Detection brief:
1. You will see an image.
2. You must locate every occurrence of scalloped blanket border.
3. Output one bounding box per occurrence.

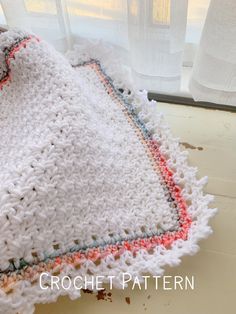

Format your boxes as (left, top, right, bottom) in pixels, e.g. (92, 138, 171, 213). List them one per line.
(0, 33, 217, 313)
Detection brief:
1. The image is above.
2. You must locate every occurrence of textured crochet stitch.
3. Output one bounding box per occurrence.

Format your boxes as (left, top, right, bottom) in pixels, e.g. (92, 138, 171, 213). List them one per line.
(0, 29, 217, 313)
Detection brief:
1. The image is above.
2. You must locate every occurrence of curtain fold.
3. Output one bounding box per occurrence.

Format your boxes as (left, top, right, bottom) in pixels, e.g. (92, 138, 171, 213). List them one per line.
(0, 0, 188, 93)
(190, 0, 236, 105)
(1, 0, 72, 51)
(127, 0, 188, 92)
(1, 0, 31, 30)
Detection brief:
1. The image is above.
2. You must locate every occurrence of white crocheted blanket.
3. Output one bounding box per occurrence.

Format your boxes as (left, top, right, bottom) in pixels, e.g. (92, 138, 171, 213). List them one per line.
(0, 29, 216, 313)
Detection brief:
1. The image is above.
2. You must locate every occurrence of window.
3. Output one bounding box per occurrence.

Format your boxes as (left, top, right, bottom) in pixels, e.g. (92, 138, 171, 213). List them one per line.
(25, 0, 57, 15)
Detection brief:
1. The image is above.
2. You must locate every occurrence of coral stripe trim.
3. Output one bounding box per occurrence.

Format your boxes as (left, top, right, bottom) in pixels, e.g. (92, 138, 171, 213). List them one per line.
(0, 42, 192, 290)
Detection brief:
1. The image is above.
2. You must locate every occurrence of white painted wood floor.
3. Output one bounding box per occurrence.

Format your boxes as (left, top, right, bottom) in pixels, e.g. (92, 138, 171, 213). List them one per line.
(36, 103, 236, 314)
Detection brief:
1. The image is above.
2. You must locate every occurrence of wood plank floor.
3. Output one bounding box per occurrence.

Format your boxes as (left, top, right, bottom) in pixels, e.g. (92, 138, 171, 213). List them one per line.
(35, 103, 236, 314)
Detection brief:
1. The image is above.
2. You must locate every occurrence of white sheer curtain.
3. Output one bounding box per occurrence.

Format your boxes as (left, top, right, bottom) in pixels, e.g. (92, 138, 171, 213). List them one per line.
(190, 0, 236, 106)
(1, 0, 73, 51)
(127, 0, 188, 91)
(0, 0, 188, 92)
